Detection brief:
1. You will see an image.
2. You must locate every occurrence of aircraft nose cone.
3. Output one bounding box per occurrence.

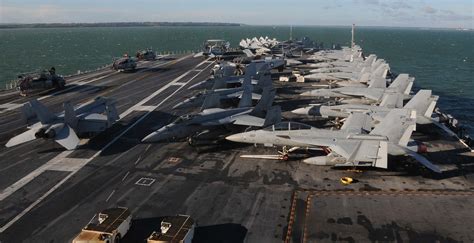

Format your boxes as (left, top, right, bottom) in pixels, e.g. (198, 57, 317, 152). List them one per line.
(292, 107, 311, 115)
(225, 134, 244, 143)
(142, 128, 170, 143)
(292, 106, 321, 116)
(141, 131, 160, 143)
(300, 91, 313, 96)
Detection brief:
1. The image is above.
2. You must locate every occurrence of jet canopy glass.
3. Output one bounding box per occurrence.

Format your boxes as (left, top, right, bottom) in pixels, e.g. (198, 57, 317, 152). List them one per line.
(263, 122, 312, 131)
(173, 114, 196, 124)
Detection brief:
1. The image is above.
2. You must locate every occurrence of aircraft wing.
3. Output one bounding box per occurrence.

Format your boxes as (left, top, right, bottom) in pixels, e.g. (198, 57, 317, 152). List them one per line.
(5, 128, 39, 147)
(55, 125, 80, 150)
(288, 136, 388, 168)
(232, 115, 265, 127)
(393, 144, 442, 173)
(340, 112, 372, 134)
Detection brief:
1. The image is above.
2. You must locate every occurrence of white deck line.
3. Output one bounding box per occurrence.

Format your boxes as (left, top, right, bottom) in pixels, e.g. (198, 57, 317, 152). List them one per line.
(0, 57, 213, 233)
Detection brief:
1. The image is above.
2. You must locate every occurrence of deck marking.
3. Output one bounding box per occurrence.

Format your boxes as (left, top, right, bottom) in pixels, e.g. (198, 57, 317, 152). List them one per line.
(122, 171, 130, 182)
(105, 190, 116, 202)
(0, 56, 213, 233)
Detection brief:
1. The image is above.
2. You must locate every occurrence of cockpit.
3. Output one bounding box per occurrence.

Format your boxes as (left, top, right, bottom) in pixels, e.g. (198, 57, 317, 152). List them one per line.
(262, 121, 312, 131)
(173, 114, 196, 124)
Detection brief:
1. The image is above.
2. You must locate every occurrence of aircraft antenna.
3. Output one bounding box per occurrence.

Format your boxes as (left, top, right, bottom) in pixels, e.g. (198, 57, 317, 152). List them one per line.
(351, 24, 355, 48)
(290, 25, 293, 41)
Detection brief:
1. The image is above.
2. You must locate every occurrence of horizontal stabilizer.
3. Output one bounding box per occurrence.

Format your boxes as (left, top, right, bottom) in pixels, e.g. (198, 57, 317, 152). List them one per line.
(55, 125, 80, 150)
(5, 127, 39, 147)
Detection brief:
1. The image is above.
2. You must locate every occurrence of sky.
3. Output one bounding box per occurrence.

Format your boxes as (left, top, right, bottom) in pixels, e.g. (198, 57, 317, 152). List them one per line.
(1, 0, 473, 28)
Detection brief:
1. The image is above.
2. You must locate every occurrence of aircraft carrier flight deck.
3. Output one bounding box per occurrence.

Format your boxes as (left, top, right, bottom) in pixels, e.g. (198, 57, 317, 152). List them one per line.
(0, 46, 473, 243)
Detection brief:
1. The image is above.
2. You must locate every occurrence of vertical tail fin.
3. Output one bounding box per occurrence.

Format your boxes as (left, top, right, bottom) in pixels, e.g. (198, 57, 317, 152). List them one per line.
(388, 74, 413, 94)
(404, 90, 438, 120)
(238, 82, 253, 108)
(211, 77, 228, 89)
(255, 74, 273, 93)
(64, 101, 78, 129)
(263, 106, 282, 127)
(251, 87, 276, 116)
(380, 93, 403, 108)
(370, 108, 416, 146)
(246, 62, 257, 77)
(105, 101, 120, 125)
(201, 93, 222, 110)
(29, 99, 55, 124)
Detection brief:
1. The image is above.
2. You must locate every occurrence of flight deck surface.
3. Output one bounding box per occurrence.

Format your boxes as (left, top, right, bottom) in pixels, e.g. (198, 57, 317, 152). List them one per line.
(0, 55, 472, 242)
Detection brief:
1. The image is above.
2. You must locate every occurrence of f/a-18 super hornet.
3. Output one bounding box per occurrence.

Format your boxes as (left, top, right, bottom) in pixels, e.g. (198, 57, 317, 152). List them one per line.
(303, 57, 390, 85)
(308, 45, 363, 62)
(300, 73, 414, 105)
(226, 109, 442, 173)
(173, 64, 273, 110)
(112, 54, 137, 72)
(6, 97, 119, 150)
(141, 86, 280, 144)
(293, 89, 439, 125)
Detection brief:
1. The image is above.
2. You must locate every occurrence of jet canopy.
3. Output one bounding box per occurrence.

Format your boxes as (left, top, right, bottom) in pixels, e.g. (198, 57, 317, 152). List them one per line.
(173, 114, 196, 124)
(263, 121, 312, 131)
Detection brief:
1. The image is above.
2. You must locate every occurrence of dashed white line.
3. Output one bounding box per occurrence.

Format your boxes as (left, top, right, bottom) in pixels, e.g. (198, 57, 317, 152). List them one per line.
(122, 171, 130, 182)
(105, 190, 116, 202)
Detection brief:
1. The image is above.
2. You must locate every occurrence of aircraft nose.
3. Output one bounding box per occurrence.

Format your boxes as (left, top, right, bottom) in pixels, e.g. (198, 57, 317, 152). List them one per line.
(225, 133, 244, 143)
(292, 106, 321, 116)
(300, 91, 313, 96)
(142, 128, 170, 143)
(292, 106, 312, 115)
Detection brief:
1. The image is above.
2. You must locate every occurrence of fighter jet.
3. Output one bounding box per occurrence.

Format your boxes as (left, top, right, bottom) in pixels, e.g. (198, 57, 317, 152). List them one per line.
(189, 61, 273, 91)
(141, 87, 280, 143)
(307, 54, 376, 69)
(293, 90, 439, 125)
(173, 68, 272, 110)
(309, 45, 363, 62)
(226, 109, 441, 173)
(303, 59, 389, 83)
(6, 97, 119, 150)
(300, 73, 414, 104)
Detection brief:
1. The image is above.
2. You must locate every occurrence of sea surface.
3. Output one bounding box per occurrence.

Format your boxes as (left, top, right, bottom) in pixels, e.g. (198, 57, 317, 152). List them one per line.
(0, 26, 473, 135)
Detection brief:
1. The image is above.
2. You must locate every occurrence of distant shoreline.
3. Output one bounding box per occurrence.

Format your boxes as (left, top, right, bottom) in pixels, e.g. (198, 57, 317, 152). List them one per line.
(0, 22, 244, 29)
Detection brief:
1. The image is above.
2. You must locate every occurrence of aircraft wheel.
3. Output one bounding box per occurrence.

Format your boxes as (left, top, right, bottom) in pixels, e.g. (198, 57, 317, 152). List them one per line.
(187, 137, 195, 146)
(114, 234, 121, 243)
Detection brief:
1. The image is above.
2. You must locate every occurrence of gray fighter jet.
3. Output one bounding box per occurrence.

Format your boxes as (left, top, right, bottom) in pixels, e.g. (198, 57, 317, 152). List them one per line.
(174, 66, 272, 110)
(6, 97, 119, 150)
(188, 61, 272, 91)
(293, 90, 439, 125)
(303, 59, 389, 84)
(141, 87, 280, 143)
(300, 73, 414, 104)
(226, 109, 441, 173)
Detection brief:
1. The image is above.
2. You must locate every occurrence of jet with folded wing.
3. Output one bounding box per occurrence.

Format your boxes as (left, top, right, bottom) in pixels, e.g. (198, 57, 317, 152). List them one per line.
(293, 89, 439, 125)
(300, 73, 414, 104)
(226, 109, 441, 173)
(6, 97, 119, 150)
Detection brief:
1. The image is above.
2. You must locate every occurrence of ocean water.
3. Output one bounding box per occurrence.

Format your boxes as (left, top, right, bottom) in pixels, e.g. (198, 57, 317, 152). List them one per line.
(0, 26, 473, 134)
